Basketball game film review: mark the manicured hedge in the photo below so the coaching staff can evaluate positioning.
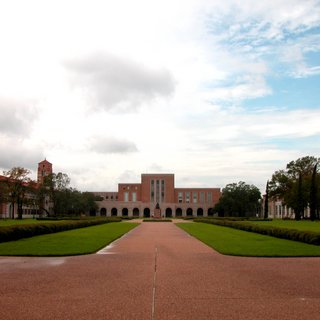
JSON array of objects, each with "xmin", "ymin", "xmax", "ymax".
[
  {"xmin": 205, "ymin": 217, "xmax": 273, "ymax": 221},
  {"xmin": 143, "ymin": 219, "xmax": 172, "ymax": 222},
  {"xmin": 0, "ymin": 218, "xmax": 121, "ymax": 243},
  {"xmin": 194, "ymin": 218, "xmax": 320, "ymax": 246}
]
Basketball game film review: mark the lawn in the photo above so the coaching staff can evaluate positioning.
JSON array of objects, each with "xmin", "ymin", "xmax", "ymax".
[
  {"xmin": 0, "ymin": 222, "xmax": 138, "ymax": 256},
  {"xmin": 0, "ymin": 219, "xmax": 57, "ymax": 227},
  {"xmin": 247, "ymin": 219, "xmax": 320, "ymax": 232},
  {"xmin": 177, "ymin": 222, "xmax": 320, "ymax": 257}
]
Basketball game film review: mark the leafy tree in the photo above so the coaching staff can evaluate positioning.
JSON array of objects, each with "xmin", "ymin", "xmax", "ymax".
[
  {"xmin": 42, "ymin": 172, "xmax": 71, "ymax": 215},
  {"xmin": 264, "ymin": 181, "xmax": 269, "ymax": 219},
  {"xmin": 214, "ymin": 181, "xmax": 261, "ymax": 217},
  {"xmin": 2, "ymin": 167, "xmax": 33, "ymax": 219},
  {"xmin": 269, "ymin": 156, "xmax": 320, "ymax": 220},
  {"xmin": 310, "ymin": 164, "xmax": 319, "ymax": 221},
  {"xmin": 41, "ymin": 173, "xmax": 97, "ymax": 216}
]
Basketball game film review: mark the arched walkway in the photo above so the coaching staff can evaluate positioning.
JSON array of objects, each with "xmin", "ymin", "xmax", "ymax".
[
  {"xmin": 197, "ymin": 208, "xmax": 203, "ymax": 217},
  {"xmin": 186, "ymin": 208, "xmax": 193, "ymax": 216},
  {"xmin": 89, "ymin": 209, "xmax": 96, "ymax": 216},
  {"xmin": 208, "ymin": 208, "xmax": 214, "ymax": 216},
  {"xmin": 111, "ymin": 207, "xmax": 118, "ymax": 216},
  {"xmin": 176, "ymin": 208, "xmax": 182, "ymax": 217},
  {"xmin": 133, "ymin": 208, "xmax": 140, "ymax": 217},
  {"xmin": 122, "ymin": 208, "xmax": 128, "ymax": 216},
  {"xmin": 165, "ymin": 208, "xmax": 172, "ymax": 217},
  {"xmin": 100, "ymin": 208, "xmax": 107, "ymax": 216},
  {"xmin": 144, "ymin": 208, "xmax": 150, "ymax": 218}
]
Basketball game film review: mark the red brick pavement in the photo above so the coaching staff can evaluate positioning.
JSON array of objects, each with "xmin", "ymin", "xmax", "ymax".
[{"xmin": 0, "ymin": 222, "xmax": 320, "ymax": 319}]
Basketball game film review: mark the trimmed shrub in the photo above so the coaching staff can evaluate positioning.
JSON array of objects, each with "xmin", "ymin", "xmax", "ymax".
[
  {"xmin": 0, "ymin": 218, "xmax": 121, "ymax": 243},
  {"xmin": 143, "ymin": 219, "xmax": 172, "ymax": 222},
  {"xmin": 194, "ymin": 218, "xmax": 320, "ymax": 246}
]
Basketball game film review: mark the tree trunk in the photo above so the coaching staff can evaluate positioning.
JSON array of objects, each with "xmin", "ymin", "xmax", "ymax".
[
  {"xmin": 264, "ymin": 181, "xmax": 269, "ymax": 219},
  {"xmin": 295, "ymin": 173, "xmax": 303, "ymax": 220},
  {"xmin": 11, "ymin": 202, "xmax": 15, "ymax": 219},
  {"xmin": 17, "ymin": 200, "xmax": 23, "ymax": 219},
  {"xmin": 310, "ymin": 164, "xmax": 317, "ymax": 221}
]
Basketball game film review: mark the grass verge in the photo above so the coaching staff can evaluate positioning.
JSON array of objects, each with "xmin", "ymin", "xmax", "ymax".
[
  {"xmin": 177, "ymin": 222, "xmax": 320, "ymax": 257},
  {"xmin": 0, "ymin": 219, "xmax": 58, "ymax": 226},
  {"xmin": 0, "ymin": 222, "xmax": 138, "ymax": 256},
  {"xmin": 248, "ymin": 220, "xmax": 320, "ymax": 232}
]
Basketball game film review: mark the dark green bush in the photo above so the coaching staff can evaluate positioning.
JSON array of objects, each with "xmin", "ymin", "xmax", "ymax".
[
  {"xmin": 194, "ymin": 218, "xmax": 320, "ymax": 246},
  {"xmin": 143, "ymin": 219, "xmax": 172, "ymax": 222},
  {"xmin": 0, "ymin": 218, "xmax": 121, "ymax": 243}
]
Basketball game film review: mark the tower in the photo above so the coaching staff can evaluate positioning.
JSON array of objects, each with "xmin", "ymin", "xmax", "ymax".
[{"xmin": 37, "ymin": 159, "xmax": 53, "ymax": 185}]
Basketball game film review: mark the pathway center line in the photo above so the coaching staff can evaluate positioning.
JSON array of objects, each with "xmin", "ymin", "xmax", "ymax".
[{"xmin": 151, "ymin": 246, "xmax": 158, "ymax": 320}]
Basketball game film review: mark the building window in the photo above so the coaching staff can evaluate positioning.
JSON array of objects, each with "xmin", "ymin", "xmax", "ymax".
[
  {"xmin": 124, "ymin": 192, "xmax": 129, "ymax": 202},
  {"xmin": 207, "ymin": 192, "xmax": 212, "ymax": 203},
  {"xmin": 186, "ymin": 192, "xmax": 190, "ymax": 203},
  {"xmin": 193, "ymin": 192, "xmax": 197, "ymax": 203},
  {"xmin": 151, "ymin": 180, "xmax": 155, "ymax": 202},
  {"xmin": 156, "ymin": 180, "xmax": 160, "ymax": 203},
  {"xmin": 132, "ymin": 192, "xmax": 137, "ymax": 202},
  {"xmin": 200, "ymin": 192, "xmax": 204, "ymax": 203},
  {"xmin": 178, "ymin": 192, "xmax": 183, "ymax": 203},
  {"xmin": 161, "ymin": 180, "xmax": 165, "ymax": 202}
]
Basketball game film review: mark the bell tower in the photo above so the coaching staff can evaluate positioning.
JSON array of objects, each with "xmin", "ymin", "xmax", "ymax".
[{"xmin": 37, "ymin": 159, "xmax": 53, "ymax": 185}]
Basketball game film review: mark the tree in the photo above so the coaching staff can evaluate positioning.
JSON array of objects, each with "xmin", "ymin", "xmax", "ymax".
[
  {"xmin": 310, "ymin": 164, "xmax": 318, "ymax": 221},
  {"xmin": 42, "ymin": 172, "xmax": 71, "ymax": 215},
  {"xmin": 2, "ymin": 167, "xmax": 33, "ymax": 219},
  {"xmin": 41, "ymin": 173, "xmax": 97, "ymax": 216},
  {"xmin": 264, "ymin": 181, "xmax": 269, "ymax": 219},
  {"xmin": 269, "ymin": 156, "xmax": 320, "ymax": 220},
  {"xmin": 214, "ymin": 181, "xmax": 261, "ymax": 217}
]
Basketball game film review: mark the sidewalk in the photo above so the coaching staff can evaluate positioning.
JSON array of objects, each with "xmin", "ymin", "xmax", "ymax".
[{"xmin": 1, "ymin": 222, "xmax": 320, "ymax": 319}]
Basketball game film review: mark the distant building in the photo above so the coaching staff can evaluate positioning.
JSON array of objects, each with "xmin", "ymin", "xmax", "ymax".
[
  {"xmin": 92, "ymin": 173, "xmax": 221, "ymax": 218},
  {"xmin": 1, "ymin": 161, "xmax": 221, "ymax": 218},
  {"xmin": 37, "ymin": 159, "xmax": 53, "ymax": 185},
  {"xmin": 0, "ymin": 159, "xmax": 52, "ymax": 218},
  {"xmin": 262, "ymin": 195, "xmax": 310, "ymax": 219}
]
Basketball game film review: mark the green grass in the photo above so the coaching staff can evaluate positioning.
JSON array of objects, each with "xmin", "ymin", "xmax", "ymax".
[
  {"xmin": 0, "ymin": 222, "xmax": 138, "ymax": 256},
  {"xmin": 177, "ymin": 222, "xmax": 320, "ymax": 257},
  {"xmin": 0, "ymin": 219, "xmax": 58, "ymax": 227},
  {"xmin": 248, "ymin": 220, "xmax": 320, "ymax": 232}
]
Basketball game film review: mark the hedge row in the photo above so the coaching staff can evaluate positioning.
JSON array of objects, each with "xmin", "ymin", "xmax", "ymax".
[
  {"xmin": 0, "ymin": 218, "xmax": 121, "ymax": 243},
  {"xmin": 204, "ymin": 217, "xmax": 273, "ymax": 222},
  {"xmin": 194, "ymin": 218, "xmax": 320, "ymax": 246},
  {"xmin": 143, "ymin": 219, "xmax": 172, "ymax": 222}
]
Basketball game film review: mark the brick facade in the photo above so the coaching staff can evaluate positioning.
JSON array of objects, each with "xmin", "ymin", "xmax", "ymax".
[
  {"xmin": 0, "ymin": 160, "xmax": 52, "ymax": 218},
  {"xmin": 93, "ymin": 173, "xmax": 221, "ymax": 218}
]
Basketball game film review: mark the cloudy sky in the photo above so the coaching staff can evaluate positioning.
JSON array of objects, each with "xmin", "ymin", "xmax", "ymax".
[{"xmin": 0, "ymin": 0, "xmax": 319, "ymax": 192}]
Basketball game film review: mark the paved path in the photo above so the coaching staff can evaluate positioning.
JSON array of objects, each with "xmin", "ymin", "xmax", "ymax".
[{"xmin": 1, "ymin": 222, "xmax": 320, "ymax": 319}]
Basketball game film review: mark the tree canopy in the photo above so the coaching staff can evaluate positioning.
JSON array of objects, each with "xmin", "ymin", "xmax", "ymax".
[
  {"xmin": 42, "ymin": 172, "xmax": 97, "ymax": 216},
  {"xmin": 2, "ymin": 167, "xmax": 34, "ymax": 219},
  {"xmin": 214, "ymin": 181, "xmax": 261, "ymax": 217},
  {"xmin": 269, "ymin": 156, "xmax": 320, "ymax": 220}
]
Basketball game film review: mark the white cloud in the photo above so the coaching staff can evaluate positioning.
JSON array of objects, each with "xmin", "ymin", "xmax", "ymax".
[
  {"xmin": 64, "ymin": 53, "xmax": 175, "ymax": 112},
  {"xmin": 0, "ymin": 0, "xmax": 319, "ymax": 193},
  {"xmin": 0, "ymin": 136, "xmax": 44, "ymax": 174},
  {"xmin": 0, "ymin": 97, "xmax": 38, "ymax": 136},
  {"xmin": 88, "ymin": 135, "xmax": 138, "ymax": 154}
]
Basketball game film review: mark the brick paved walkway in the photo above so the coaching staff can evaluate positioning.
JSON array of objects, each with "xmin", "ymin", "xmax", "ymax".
[{"xmin": 1, "ymin": 222, "xmax": 320, "ymax": 319}]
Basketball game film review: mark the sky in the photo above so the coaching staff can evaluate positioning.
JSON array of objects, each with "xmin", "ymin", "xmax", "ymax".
[{"xmin": 0, "ymin": 0, "xmax": 319, "ymax": 192}]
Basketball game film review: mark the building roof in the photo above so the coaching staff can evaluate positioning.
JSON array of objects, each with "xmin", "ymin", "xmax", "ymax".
[{"xmin": 38, "ymin": 159, "xmax": 52, "ymax": 165}]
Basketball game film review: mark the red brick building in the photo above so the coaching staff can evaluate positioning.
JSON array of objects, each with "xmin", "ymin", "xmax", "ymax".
[
  {"xmin": 93, "ymin": 173, "xmax": 221, "ymax": 218},
  {"xmin": 0, "ymin": 159, "xmax": 52, "ymax": 218}
]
